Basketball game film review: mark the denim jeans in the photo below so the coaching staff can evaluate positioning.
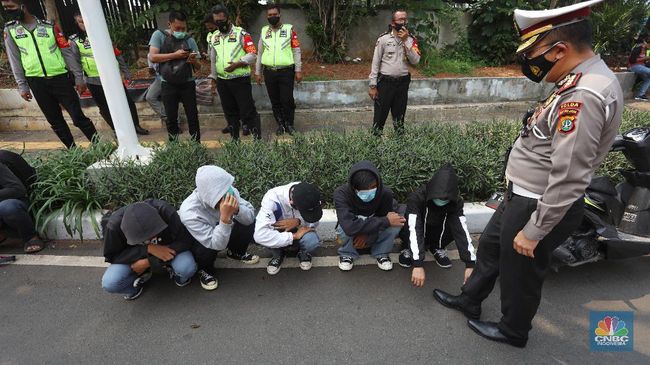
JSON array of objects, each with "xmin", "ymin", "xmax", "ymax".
[
  {"xmin": 101, "ymin": 250, "xmax": 197, "ymax": 296},
  {"xmin": 337, "ymin": 225, "xmax": 401, "ymax": 259},
  {"xmin": 631, "ymin": 64, "xmax": 650, "ymax": 97},
  {"xmin": 270, "ymin": 231, "xmax": 321, "ymax": 258},
  {"xmin": 0, "ymin": 199, "xmax": 36, "ymax": 242}
]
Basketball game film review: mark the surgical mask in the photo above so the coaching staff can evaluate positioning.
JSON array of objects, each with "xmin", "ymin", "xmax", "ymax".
[
  {"xmin": 6, "ymin": 8, "xmax": 24, "ymax": 21},
  {"xmin": 519, "ymin": 43, "xmax": 560, "ymax": 83},
  {"xmin": 356, "ymin": 188, "xmax": 377, "ymax": 203},
  {"xmin": 268, "ymin": 16, "xmax": 280, "ymax": 26},
  {"xmin": 433, "ymin": 199, "xmax": 450, "ymax": 207},
  {"xmin": 173, "ymin": 31, "xmax": 187, "ymax": 40},
  {"xmin": 215, "ymin": 20, "xmax": 229, "ymax": 33}
]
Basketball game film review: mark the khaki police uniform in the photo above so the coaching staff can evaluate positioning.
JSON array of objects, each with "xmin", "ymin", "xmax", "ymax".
[
  {"xmin": 459, "ymin": 0, "xmax": 624, "ymax": 342},
  {"xmin": 368, "ymin": 28, "xmax": 420, "ymax": 135}
]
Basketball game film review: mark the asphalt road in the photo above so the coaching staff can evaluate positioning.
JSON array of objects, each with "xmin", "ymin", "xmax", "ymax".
[{"xmin": 0, "ymin": 255, "xmax": 649, "ymax": 364}]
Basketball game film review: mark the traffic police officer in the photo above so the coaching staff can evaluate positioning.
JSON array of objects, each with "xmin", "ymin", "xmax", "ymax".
[
  {"xmin": 2, "ymin": 0, "xmax": 98, "ymax": 149},
  {"xmin": 209, "ymin": 4, "xmax": 261, "ymax": 140},
  {"xmin": 368, "ymin": 10, "xmax": 420, "ymax": 136},
  {"xmin": 255, "ymin": 3, "xmax": 303, "ymax": 136},
  {"xmin": 69, "ymin": 12, "xmax": 149, "ymax": 135},
  {"xmin": 432, "ymin": 0, "xmax": 623, "ymax": 348}
]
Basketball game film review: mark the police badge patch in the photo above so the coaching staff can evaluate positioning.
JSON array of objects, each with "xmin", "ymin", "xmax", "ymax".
[
  {"xmin": 36, "ymin": 27, "xmax": 49, "ymax": 38},
  {"xmin": 558, "ymin": 116, "xmax": 576, "ymax": 134}
]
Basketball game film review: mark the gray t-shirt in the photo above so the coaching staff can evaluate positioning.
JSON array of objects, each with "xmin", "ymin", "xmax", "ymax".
[{"xmin": 148, "ymin": 30, "xmax": 200, "ymax": 82}]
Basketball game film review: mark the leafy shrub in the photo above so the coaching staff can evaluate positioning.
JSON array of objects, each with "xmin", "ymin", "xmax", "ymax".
[
  {"xmin": 26, "ymin": 109, "xmax": 650, "ymax": 238},
  {"xmin": 591, "ymin": 0, "xmax": 650, "ymax": 65}
]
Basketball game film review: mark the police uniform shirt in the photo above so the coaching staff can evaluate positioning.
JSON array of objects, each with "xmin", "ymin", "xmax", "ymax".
[
  {"xmin": 3, "ymin": 19, "xmax": 84, "ymax": 93},
  {"xmin": 68, "ymin": 35, "xmax": 132, "ymax": 86},
  {"xmin": 506, "ymin": 54, "xmax": 624, "ymax": 241},
  {"xmin": 368, "ymin": 30, "xmax": 421, "ymax": 87}
]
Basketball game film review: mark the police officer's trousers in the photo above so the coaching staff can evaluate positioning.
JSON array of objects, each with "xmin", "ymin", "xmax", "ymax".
[
  {"xmin": 87, "ymin": 83, "xmax": 142, "ymax": 131},
  {"xmin": 461, "ymin": 191, "xmax": 583, "ymax": 340},
  {"xmin": 263, "ymin": 67, "xmax": 296, "ymax": 128},
  {"xmin": 216, "ymin": 75, "xmax": 261, "ymax": 140},
  {"xmin": 26, "ymin": 74, "xmax": 97, "ymax": 149},
  {"xmin": 373, "ymin": 73, "xmax": 410, "ymax": 135}
]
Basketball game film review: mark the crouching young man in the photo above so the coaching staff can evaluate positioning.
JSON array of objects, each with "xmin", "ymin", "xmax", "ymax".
[
  {"xmin": 102, "ymin": 199, "xmax": 198, "ymax": 300},
  {"xmin": 401, "ymin": 164, "xmax": 476, "ymax": 287},
  {"xmin": 179, "ymin": 166, "xmax": 259, "ymax": 290},
  {"xmin": 335, "ymin": 161, "xmax": 406, "ymax": 271},
  {"xmin": 254, "ymin": 182, "xmax": 323, "ymax": 275}
]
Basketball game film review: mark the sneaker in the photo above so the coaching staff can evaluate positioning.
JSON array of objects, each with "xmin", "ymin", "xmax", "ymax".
[
  {"xmin": 635, "ymin": 95, "xmax": 649, "ymax": 101},
  {"xmin": 433, "ymin": 249, "xmax": 452, "ymax": 268},
  {"xmin": 198, "ymin": 269, "xmax": 218, "ymax": 291},
  {"xmin": 267, "ymin": 256, "xmax": 284, "ymax": 275},
  {"xmin": 227, "ymin": 250, "xmax": 260, "ymax": 265},
  {"xmin": 338, "ymin": 256, "xmax": 353, "ymax": 271},
  {"xmin": 398, "ymin": 249, "xmax": 413, "ymax": 268},
  {"xmin": 124, "ymin": 271, "xmax": 152, "ymax": 300},
  {"xmin": 174, "ymin": 275, "xmax": 192, "ymax": 287},
  {"xmin": 377, "ymin": 256, "xmax": 393, "ymax": 271},
  {"xmin": 298, "ymin": 252, "xmax": 312, "ymax": 271}
]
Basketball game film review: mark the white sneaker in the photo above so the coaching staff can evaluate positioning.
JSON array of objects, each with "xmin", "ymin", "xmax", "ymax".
[
  {"xmin": 377, "ymin": 257, "xmax": 393, "ymax": 271},
  {"xmin": 298, "ymin": 252, "xmax": 312, "ymax": 271},
  {"xmin": 267, "ymin": 256, "xmax": 283, "ymax": 275},
  {"xmin": 198, "ymin": 270, "xmax": 218, "ymax": 291},
  {"xmin": 338, "ymin": 256, "xmax": 353, "ymax": 271}
]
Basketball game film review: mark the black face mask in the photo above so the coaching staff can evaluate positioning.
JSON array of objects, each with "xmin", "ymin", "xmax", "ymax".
[
  {"xmin": 215, "ymin": 20, "xmax": 229, "ymax": 33},
  {"xmin": 519, "ymin": 44, "xmax": 559, "ymax": 83},
  {"xmin": 268, "ymin": 16, "xmax": 280, "ymax": 26},
  {"xmin": 6, "ymin": 8, "xmax": 25, "ymax": 21}
]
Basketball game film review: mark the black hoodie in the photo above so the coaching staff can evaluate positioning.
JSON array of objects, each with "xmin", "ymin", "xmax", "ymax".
[
  {"xmin": 334, "ymin": 161, "xmax": 395, "ymax": 237},
  {"xmin": 103, "ymin": 199, "xmax": 196, "ymax": 266},
  {"xmin": 404, "ymin": 164, "xmax": 476, "ymax": 268},
  {"xmin": 0, "ymin": 150, "xmax": 36, "ymax": 203}
]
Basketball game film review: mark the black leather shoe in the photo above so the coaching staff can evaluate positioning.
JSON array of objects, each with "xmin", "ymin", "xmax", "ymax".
[
  {"xmin": 433, "ymin": 289, "xmax": 481, "ymax": 320},
  {"xmin": 242, "ymin": 124, "xmax": 251, "ymax": 136},
  {"xmin": 276, "ymin": 126, "xmax": 285, "ymax": 136},
  {"xmin": 285, "ymin": 125, "xmax": 296, "ymax": 135},
  {"xmin": 221, "ymin": 126, "xmax": 232, "ymax": 134},
  {"xmin": 135, "ymin": 126, "xmax": 150, "ymax": 135},
  {"xmin": 467, "ymin": 320, "xmax": 527, "ymax": 348}
]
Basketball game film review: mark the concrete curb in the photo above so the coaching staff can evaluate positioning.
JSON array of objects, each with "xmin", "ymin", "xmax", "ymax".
[{"xmin": 42, "ymin": 203, "xmax": 495, "ymax": 241}]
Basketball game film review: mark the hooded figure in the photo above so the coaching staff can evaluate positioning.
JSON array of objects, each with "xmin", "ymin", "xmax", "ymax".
[
  {"xmin": 404, "ymin": 164, "xmax": 476, "ymax": 272},
  {"xmin": 334, "ymin": 161, "xmax": 404, "ymax": 271},
  {"xmin": 101, "ymin": 199, "xmax": 198, "ymax": 300},
  {"xmin": 179, "ymin": 165, "xmax": 258, "ymax": 290}
]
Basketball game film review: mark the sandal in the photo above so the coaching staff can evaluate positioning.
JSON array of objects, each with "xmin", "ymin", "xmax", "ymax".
[{"xmin": 24, "ymin": 237, "xmax": 46, "ymax": 254}]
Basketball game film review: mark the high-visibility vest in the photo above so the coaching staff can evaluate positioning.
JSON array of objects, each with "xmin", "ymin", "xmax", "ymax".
[
  {"xmin": 211, "ymin": 26, "xmax": 250, "ymax": 79},
  {"xmin": 260, "ymin": 23, "xmax": 294, "ymax": 68},
  {"xmin": 71, "ymin": 35, "xmax": 100, "ymax": 77},
  {"xmin": 7, "ymin": 20, "xmax": 68, "ymax": 78}
]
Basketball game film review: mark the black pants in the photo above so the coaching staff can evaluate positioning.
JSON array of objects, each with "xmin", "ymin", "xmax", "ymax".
[
  {"xmin": 26, "ymin": 74, "xmax": 98, "ymax": 149},
  {"xmin": 161, "ymin": 80, "xmax": 200, "ymax": 142},
  {"xmin": 373, "ymin": 74, "xmax": 410, "ymax": 135},
  {"xmin": 461, "ymin": 193, "xmax": 583, "ymax": 340},
  {"xmin": 216, "ymin": 76, "xmax": 261, "ymax": 140},
  {"xmin": 263, "ymin": 67, "xmax": 296, "ymax": 127},
  {"xmin": 87, "ymin": 83, "xmax": 142, "ymax": 131},
  {"xmin": 190, "ymin": 221, "xmax": 255, "ymax": 272},
  {"xmin": 0, "ymin": 199, "xmax": 35, "ymax": 243}
]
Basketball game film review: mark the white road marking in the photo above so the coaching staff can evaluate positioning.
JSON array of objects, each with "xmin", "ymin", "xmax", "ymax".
[{"xmin": 6, "ymin": 251, "xmax": 461, "ymax": 269}]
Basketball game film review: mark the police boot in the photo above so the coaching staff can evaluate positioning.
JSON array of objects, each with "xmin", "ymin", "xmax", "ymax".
[{"xmin": 433, "ymin": 289, "xmax": 481, "ymax": 320}]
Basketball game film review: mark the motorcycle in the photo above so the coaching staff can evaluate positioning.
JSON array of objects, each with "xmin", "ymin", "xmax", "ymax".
[{"xmin": 486, "ymin": 127, "xmax": 650, "ymax": 270}]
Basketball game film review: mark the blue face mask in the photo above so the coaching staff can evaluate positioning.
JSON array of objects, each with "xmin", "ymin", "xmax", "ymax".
[
  {"xmin": 433, "ymin": 199, "xmax": 450, "ymax": 207},
  {"xmin": 173, "ymin": 31, "xmax": 187, "ymax": 39},
  {"xmin": 356, "ymin": 188, "xmax": 377, "ymax": 203}
]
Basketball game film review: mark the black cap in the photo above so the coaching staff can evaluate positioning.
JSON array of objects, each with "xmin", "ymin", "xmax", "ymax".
[{"xmin": 291, "ymin": 182, "xmax": 323, "ymax": 223}]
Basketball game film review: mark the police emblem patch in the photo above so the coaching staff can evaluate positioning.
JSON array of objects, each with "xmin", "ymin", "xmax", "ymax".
[
  {"xmin": 280, "ymin": 30, "xmax": 287, "ymax": 37},
  {"xmin": 36, "ymin": 27, "xmax": 49, "ymax": 38},
  {"xmin": 558, "ymin": 116, "xmax": 576, "ymax": 134}
]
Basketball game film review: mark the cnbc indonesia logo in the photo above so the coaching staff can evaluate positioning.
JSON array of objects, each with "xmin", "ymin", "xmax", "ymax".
[{"xmin": 591, "ymin": 312, "xmax": 633, "ymax": 351}]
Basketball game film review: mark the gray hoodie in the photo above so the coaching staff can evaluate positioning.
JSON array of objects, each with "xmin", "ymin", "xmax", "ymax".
[{"xmin": 179, "ymin": 166, "xmax": 255, "ymax": 250}]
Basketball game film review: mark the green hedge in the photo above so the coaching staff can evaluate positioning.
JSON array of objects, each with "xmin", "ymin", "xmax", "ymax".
[{"xmin": 26, "ymin": 109, "xmax": 650, "ymax": 237}]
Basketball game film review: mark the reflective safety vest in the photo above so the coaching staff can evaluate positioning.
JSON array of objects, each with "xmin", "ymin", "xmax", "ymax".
[
  {"xmin": 211, "ymin": 26, "xmax": 250, "ymax": 79},
  {"xmin": 206, "ymin": 31, "xmax": 214, "ymax": 47},
  {"xmin": 7, "ymin": 20, "xmax": 68, "ymax": 78},
  {"xmin": 260, "ymin": 23, "xmax": 294, "ymax": 68},
  {"xmin": 72, "ymin": 35, "xmax": 100, "ymax": 77}
]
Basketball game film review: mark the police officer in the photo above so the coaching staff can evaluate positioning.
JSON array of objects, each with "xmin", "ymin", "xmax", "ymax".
[
  {"xmin": 255, "ymin": 3, "xmax": 302, "ymax": 136},
  {"xmin": 2, "ymin": 0, "xmax": 98, "ymax": 149},
  {"xmin": 209, "ymin": 4, "xmax": 261, "ymax": 140},
  {"xmin": 368, "ymin": 10, "xmax": 420, "ymax": 136},
  {"xmin": 69, "ymin": 12, "xmax": 149, "ymax": 135},
  {"xmin": 432, "ymin": 0, "xmax": 623, "ymax": 348}
]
